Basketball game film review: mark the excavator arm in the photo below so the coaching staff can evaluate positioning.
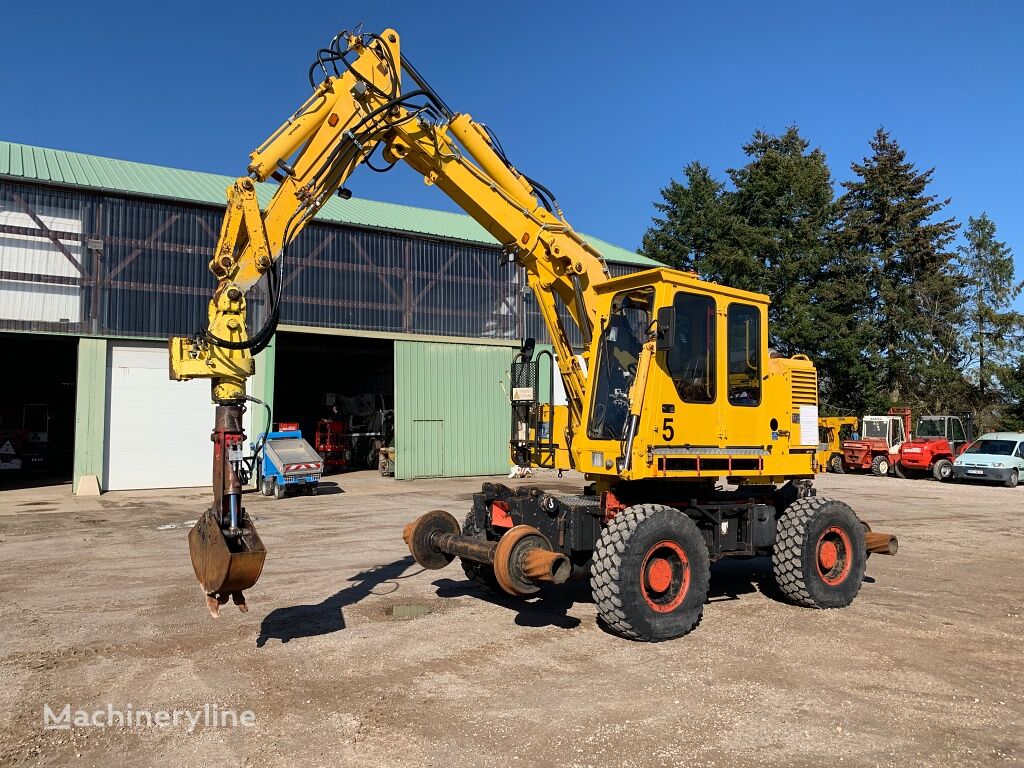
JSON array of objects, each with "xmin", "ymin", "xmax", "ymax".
[{"xmin": 172, "ymin": 28, "xmax": 612, "ymax": 615}]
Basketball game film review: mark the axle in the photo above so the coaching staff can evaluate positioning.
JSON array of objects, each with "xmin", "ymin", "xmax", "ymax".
[
  {"xmin": 865, "ymin": 531, "xmax": 899, "ymax": 556},
  {"xmin": 403, "ymin": 510, "xmax": 570, "ymax": 596}
]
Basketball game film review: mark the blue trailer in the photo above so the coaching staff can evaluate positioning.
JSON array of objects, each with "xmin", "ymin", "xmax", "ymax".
[{"xmin": 255, "ymin": 430, "xmax": 323, "ymax": 499}]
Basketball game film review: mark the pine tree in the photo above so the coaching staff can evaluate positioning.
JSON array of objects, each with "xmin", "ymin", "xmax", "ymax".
[
  {"xmin": 999, "ymin": 362, "xmax": 1024, "ymax": 431},
  {"xmin": 640, "ymin": 162, "xmax": 734, "ymax": 274},
  {"xmin": 725, "ymin": 126, "xmax": 838, "ymax": 357},
  {"xmin": 837, "ymin": 128, "xmax": 964, "ymax": 412},
  {"xmin": 958, "ymin": 213, "xmax": 1022, "ymax": 428},
  {"xmin": 641, "ymin": 127, "xmax": 839, "ymax": 358}
]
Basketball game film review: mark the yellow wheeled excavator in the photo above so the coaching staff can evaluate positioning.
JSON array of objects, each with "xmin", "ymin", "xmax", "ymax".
[{"xmin": 171, "ymin": 27, "xmax": 897, "ymax": 639}]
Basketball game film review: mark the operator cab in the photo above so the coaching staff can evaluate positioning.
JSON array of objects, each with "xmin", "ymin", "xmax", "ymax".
[
  {"xmin": 862, "ymin": 416, "xmax": 906, "ymax": 451},
  {"xmin": 577, "ymin": 267, "xmax": 816, "ymax": 483},
  {"xmin": 916, "ymin": 415, "xmax": 971, "ymax": 450}
]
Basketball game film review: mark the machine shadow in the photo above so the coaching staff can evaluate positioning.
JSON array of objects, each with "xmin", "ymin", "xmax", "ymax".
[
  {"xmin": 310, "ymin": 481, "xmax": 344, "ymax": 496},
  {"xmin": 708, "ymin": 557, "xmax": 876, "ymax": 603},
  {"xmin": 256, "ymin": 555, "xmax": 417, "ymax": 647},
  {"xmin": 707, "ymin": 556, "xmax": 787, "ymax": 603},
  {"xmin": 432, "ymin": 577, "xmax": 590, "ymax": 630}
]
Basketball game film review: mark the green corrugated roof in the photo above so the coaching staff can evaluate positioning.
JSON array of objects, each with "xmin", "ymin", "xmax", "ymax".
[{"xmin": 0, "ymin": 139, "xmax": 657, "ymax": 268}]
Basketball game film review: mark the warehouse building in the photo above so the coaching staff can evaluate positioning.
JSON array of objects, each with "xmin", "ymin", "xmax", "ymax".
[{"xmin": 0, "ymin": 140, "xmax": 658, "ymax": 492}]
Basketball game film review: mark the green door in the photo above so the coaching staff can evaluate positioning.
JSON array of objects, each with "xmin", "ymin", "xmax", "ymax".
[
  {"xmin": 411, "ymin": 420, "xmax": 444, "ymax": 477},
  {"xmin": 394, "ymin": 340, "xmax": 514, "ymax": 479}
]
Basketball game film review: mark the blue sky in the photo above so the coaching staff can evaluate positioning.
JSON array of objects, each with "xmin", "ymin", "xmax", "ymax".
[{"xmin": 2, "ymin": 1, "xmax": 1021, "ymax": 303}]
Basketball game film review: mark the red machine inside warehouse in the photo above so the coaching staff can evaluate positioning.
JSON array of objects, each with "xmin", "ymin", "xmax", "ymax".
[
  {"xmin": 315, "ymin": 418, "xmax": 351, "ymax": 472},
  {"xmin": 897, "ymin": 414, "xmax": 973, "ymax": 481},
  {"xmin": 315, "ymin": 394, "xmax": 394, "ymax": 473}
]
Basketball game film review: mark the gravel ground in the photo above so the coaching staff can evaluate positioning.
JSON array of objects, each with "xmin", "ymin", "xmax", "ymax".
[{"xmin": 0, "ymin": 470, "xmax": 1020, "ymax": 767}]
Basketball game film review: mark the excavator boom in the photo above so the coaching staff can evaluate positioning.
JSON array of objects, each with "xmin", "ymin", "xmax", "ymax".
[{"xmin": 171, "ymin": 28, "xmax": 612, "ymax": 615}]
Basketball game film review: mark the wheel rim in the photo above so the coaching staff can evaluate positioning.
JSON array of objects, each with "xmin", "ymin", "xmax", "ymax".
[
  {"xmin": 816, "ymin": 526, "xmax": 852, "ymax": 586},
  {"xmin": 830, "ymin": 456, "xmax": 842, "ymax": 473},
  {"xmin": 878, "ymin": 459, "xmax": 889, "ymax": 474},
  {"xmin": 640, "ymin": 540, "xmax": 690, "ymax": 613},
  {"xmin": 940, "ymin": 464, "xmax": 952, "ymax": 479}
]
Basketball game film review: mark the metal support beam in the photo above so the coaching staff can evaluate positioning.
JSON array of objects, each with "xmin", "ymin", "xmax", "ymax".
[{"xmin": 8, "ymin": 190, "xmax": 87, "ymax": 275}]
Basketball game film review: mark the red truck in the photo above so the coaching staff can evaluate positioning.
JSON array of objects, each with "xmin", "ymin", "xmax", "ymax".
[
  {"xmin": 0, "ymin": 404, "xmax": 50, "ymax": 477},
  {"xmin": 896, "ymin": 414, "xmax": 973, "ymax": 481},
  {"xmin": 842, "ymin": 407, "xmax": 912, "ymax": 476}
]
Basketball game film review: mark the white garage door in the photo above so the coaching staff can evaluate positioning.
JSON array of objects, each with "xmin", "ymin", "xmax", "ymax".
[{"xmin": 104, "ymin": 343, "xmax": 214, "ymax": 490}]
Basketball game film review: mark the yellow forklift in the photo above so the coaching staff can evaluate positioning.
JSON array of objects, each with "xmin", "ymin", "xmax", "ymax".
[{"xmin": 816, "ymin": 416, "xmax": 860, "ymax": 473}]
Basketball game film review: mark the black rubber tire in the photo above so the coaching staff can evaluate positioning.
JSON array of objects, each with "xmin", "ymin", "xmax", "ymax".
[
  {"xmin": 772, "ymin": 497, "xmax": 866, "ymax": 608},
  {"xmin": 893, "ymin": 461, "xmax": 906, "ymax": 479},
  {"xmin": 273, "ymin": 480, "xmax": 285, "ymax": 500},
  {"xmin": 933, "ymin": 459, "xmax": 954, "ymax": 482},
  {"xmin": 460, "ymin": 511, "xmax": 501, "ymax": 593},
  {"xmin": 1005, "ymin": 470, "xmax": 1019, "ymax": 489},
  {"xmin": 590, "ymin": 504, "xmax": 710, "ymax": 642},
  {"xmin": 828, "ymin": 454, "xmax": 845, "ymax": 474},
  {"xmin": 871, "ymin": 455, "xmax": 890, "ymax": 477},
  {"xmin": 261, "ymin": 477, "xmax": 274, "ymax": 497}
]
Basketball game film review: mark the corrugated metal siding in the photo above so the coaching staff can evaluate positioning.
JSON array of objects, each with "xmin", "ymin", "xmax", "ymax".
[
  {"xmin": 280, "ymin": 225, "xmax": 521, "ymax": 338},
  {"xmin": 1, "ymin": 178, "xmax": 649, "ymax": 345},
  {"xmin": 394, "ymin": 340, "xmax": 512, "ymax": 479},
  {"xmin": 0, "ymin": 139, "xmax": 659, "ymax": 269},
  {"xmin": 0, "ymin": 183, "xmax": 86, "ymax": 328}
]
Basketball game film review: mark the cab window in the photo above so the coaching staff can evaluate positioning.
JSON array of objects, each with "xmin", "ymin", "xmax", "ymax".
[
  {"xmin": 667, "ymin": 292, "xmax": 715, "ymax": 403},
  {"xmin": 1016, "ymin": 441, "xmax": 1024, "ymax": 459},
  {"xmin": 727, "ymin": 303, "xmax": 761, "ymax": 406},
  {"xmin": 587, "ymin": 289, "xmax": 653, "ymax": 440},
  {"xmin": 950, "ymin": 419, "xmax": 966, "ymax": 442}
]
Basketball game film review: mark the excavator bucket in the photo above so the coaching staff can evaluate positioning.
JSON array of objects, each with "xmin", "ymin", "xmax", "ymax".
[{"xmin": 188, "ymin": 509, "xmax": 266, "ymax": 617}]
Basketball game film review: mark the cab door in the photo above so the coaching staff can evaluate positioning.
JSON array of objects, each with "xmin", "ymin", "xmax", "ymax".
[
  {"xmin": 654, "ymin": 290, "xmax": 721, "ymax": 448},
  {"xmin": 723, "ymin": 301, "xmax": 765, "ymax": 447},
  {"xmin": 949, "ymin": 417, "xmax": 968, "ymax": 453},
  {"xmin": 889, "ymin": 417, "xmax": 906, "ymax": 452}
]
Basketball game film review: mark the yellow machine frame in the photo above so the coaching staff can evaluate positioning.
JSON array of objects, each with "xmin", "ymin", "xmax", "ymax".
[{"xmin": 815, "ymin": 416, "xmax": 859, "ymax": 472}]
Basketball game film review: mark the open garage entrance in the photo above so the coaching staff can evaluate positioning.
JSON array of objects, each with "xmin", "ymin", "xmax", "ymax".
[
  {"xmin": 274, "ymin": 332, "xmax": 394, "ymax": 473},
  {"xmin": 0, "ymin": 332, "xmax": 77, "ymax": 486}
]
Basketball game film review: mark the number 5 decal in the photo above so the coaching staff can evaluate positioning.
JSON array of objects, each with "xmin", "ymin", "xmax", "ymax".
[{"xmin": 662, "ymin": 416, "xmax": 675, "ymax": 442}]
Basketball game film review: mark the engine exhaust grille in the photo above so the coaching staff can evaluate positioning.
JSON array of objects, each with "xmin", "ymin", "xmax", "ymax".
[{"xmin": 791, "ymin": 368, "xmax": 818, "ymax": 407}]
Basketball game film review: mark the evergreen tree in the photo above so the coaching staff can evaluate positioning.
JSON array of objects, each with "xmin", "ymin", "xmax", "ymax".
[
  {"xmin": 725, "ymin": 127, "xmax": 838, "ymax": 357},
  {"xmin": 812, "ymin": 232, "xmax": 876, "ymax": 414},
  {"xmin": 998, "ymin": 362, "xmax": 1024, "ymax": 431},
  {"xmin": 640, "ymin": 162, "xmax": 734, "ymax": 274},
  {"xmin": 958, "ymin": 213, "xmax": 1022, "ymax": 428},
  {"xmin": 641, "ymin": 127, "xmax": 838, "ymax": 358},
  {"xmin": 837, "ymin": 128, "xmax": 964, "ymax": 412}
]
